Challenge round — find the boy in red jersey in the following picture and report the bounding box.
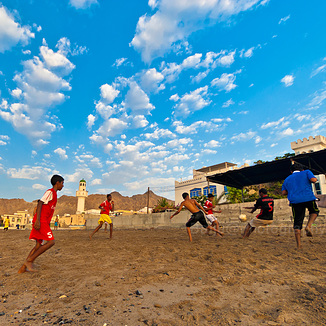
[89,194,114,239]
[18,175,64,273]
[203,193,223,236]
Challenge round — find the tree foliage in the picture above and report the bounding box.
[153,198,175,213]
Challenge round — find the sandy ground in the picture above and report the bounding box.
[1,226,326,326]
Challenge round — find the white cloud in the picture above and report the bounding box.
[91,178,102,186]
[211,72,238,92]
[222,99,235,107]
[278,14,290,24]
[66,167,94,183]
[255,136,262,144]
[281,74,294,87]
[125,82,155,114]
[100,84,120,103]
[32,184,47,190]
[280,128,294,136]
[97,118,129,138]
[131,0,264,62]
[113,57,127,67]
[204,140,220,148]
[261,117,286,129]
[132,115,149,128]
[54,148,68,160]
[87,114,96,130]
[231,130,256,142]
[69,0,98,9]
[311,60,326,77]
[173,120,213,134]
[140,68,165,93]
[0,6,35,53]
[0,39,75,145]
[7,166,53,180]
[202,149,217,155]
[144,128,175,140]
[172,86,211,116]
[217,50,235,66]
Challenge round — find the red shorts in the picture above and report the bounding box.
[29,222,54,244]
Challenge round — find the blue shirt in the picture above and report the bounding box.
[282,170,317,204]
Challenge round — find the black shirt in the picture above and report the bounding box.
[254,195,274,220]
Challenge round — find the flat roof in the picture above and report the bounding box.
[196,162,237,173]
[207,149,326,188]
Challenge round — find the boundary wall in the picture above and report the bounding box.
[85,198,326,230]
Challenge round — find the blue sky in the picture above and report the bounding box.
[0,0,325,201]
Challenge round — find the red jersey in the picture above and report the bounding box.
[100,200,112,215]
[204,200,213,214]
[30,188,57,243]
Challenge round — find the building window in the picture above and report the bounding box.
[190,188,202,198]
[203,186,217,196]
[315,182,322,195]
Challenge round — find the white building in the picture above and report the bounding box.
[291,135,326,195]
[76,179,88,214]
[174,162,246,204]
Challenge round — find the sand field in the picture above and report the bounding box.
[1,226,326,326]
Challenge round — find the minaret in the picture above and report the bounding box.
[76,179,88,214]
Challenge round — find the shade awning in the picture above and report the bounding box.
[206,149,326,189]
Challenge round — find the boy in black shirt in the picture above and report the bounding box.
[243,188,274,238]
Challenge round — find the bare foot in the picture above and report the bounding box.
[18,264,27,274]
[305,228,313,237]
[25,261,37,272]
[89,235,92,240]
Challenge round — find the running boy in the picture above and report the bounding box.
[18,175,64,273]
[204,193,222,235]
[89,194,114,239]
[243,188,274,238]
[170,192,223,242]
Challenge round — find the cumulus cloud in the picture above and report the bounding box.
[90,178,102,186]
[280,128,294,137]
[211,72,238,92]
[0,38,76,145]
[171,86,211,116]
[7,166,54,180]
[281,74,294,87]
[54,148,68,160]
[231,130,256,142]
[87,114,96,130]
[222,99,235,107]
[66,167,94,183]
[0,6,35,53]
[144,128,175,140]
[69,0,98,9]
[100,84,120,103]
[131,0,264,62]
[140,68,165,93]
[204,140,220,148]
[32,184,47,190]
[125,82,155,114]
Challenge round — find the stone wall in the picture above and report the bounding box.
[85,198,326,229]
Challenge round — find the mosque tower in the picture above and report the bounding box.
[76,179,88,214]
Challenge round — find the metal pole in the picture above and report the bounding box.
[147,187,150,214]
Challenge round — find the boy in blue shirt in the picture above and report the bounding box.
[282,163,319,249]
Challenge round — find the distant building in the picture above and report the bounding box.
[175,162,248,204]
[291,135,326,195]
[76,179,88,214]
[2,210,30,228]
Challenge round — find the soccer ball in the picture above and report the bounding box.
[239,214,247,222]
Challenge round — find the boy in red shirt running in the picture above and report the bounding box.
[18,175,64,273]
[204,193,223,236]
[89,194,114,239]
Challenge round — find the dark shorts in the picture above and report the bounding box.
[186,211,208,229]
[292,200,319,230]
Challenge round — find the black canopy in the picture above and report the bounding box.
[207,149,326,189]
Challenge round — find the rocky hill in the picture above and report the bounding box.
[0,191,174,216]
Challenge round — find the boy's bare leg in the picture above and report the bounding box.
[23,240,55,272]
[186,227,192,242]
[104,223,108,232]
[109,223,113,238]
[18,242,41,273]
[89,222,103,239]
[207,225,224,237]
[294,229,302,249]
[305,213,317,237]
